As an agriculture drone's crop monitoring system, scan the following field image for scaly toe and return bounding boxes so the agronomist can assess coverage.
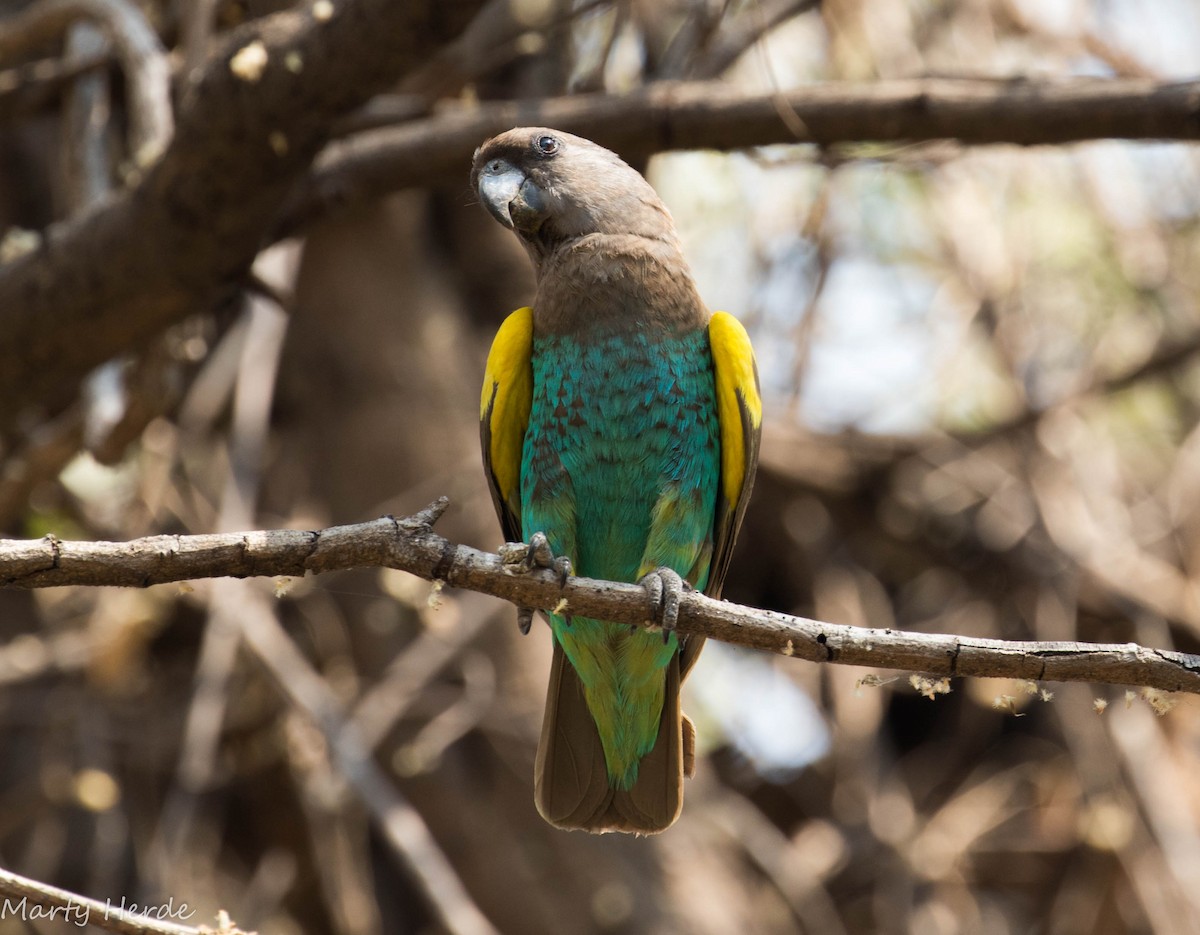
[637,567,686,643]
[500,533,571,634]
[525,532,555,572]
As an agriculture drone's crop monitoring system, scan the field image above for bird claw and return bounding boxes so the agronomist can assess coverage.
[500,533,572,635]
[638,567,688,644]
[516,606,534,635]
[501,532,571,584]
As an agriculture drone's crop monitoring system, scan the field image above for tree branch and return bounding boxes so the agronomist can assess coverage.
[0,58,1192,436]
[281,76,1200,234]
[232,581,499,935]
[0,0,486,431]
[0,0,172,165]
[0,863,241,935]
[688,0,820,79]
[3,499,1198,695]
[0,49,110,122]
[960,326,1200,443]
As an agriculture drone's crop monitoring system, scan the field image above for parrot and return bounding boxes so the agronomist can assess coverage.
[472,128,761,834]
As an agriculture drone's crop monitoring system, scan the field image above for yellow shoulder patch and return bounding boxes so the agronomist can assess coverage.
[709,311,762,507]
[481,307,534,513]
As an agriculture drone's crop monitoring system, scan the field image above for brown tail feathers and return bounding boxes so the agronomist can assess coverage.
[533,641,697,833]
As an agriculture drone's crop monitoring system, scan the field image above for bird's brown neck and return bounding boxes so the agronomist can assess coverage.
[531,233,709,337]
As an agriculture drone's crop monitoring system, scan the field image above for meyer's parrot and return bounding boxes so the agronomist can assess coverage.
[472,128,761,833]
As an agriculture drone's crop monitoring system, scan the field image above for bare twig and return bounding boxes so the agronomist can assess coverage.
[0,863,232,935]
[0,50,110,122]
[0,405,84,531]
[61,21,113,209]
[349,592,505,750]
[234,585,499,935]
[1,500,1197,694]
[1000,0,1160,81]
[689,0,820,78]
[151,289,290,883]
[958,328,1200,443]
[145,271,492,935]
[0,0,172,166]
[399,0,609,99]
[706,795,850,935]
[179,0,220,79]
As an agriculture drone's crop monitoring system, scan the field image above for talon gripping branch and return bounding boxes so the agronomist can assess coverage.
[473,129,761,833]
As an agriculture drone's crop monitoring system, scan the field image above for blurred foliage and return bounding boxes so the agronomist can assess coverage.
[0,0,1199,933]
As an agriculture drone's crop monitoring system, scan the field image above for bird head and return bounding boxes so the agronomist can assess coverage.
[471,128,676,255]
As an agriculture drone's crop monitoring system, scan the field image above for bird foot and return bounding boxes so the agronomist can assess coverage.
[499,532,572,583]
[499,532,572,635]
[638,567,689,644]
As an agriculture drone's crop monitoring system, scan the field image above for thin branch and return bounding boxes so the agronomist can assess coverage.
[179,0,220,79]
[151,293,289,882]
[2,499,1198,695]
[0,0,173,165]
[0,404,83,529]
[959,327,1200,443]
[689,0,820,79]
[0,0,487,431]
[280,76,1200,235]
[0,50,110,122]
[398,0,610,100]
[62,21,114,212]
[349,592,504,751]
[234,583,499,935]
[0,863,237,935]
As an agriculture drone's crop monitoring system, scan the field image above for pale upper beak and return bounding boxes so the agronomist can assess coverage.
[477,158,546,232]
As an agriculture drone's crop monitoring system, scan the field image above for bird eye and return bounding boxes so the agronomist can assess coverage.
[534,134,559,156]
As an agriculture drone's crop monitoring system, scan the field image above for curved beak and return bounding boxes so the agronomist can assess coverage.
[477,158,545,232]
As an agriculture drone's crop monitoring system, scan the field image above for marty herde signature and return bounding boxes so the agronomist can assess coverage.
[1,894,195,927]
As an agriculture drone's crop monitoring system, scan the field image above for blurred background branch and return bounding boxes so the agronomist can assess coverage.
[280,76,1200,235]
[0,0,172,165]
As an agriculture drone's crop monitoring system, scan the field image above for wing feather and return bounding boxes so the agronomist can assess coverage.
[480,307,534,543]
[706,311,763,600]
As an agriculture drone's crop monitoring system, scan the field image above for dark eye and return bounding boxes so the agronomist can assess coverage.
[534,134,559,156]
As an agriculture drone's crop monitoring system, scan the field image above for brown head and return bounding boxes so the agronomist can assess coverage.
[471,128,704,332]
[471,128,681,264]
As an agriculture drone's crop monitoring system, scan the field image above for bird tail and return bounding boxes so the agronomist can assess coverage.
[534,640,695,834]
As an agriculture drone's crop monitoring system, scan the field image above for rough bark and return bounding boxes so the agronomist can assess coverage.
[2,500,1196,694]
